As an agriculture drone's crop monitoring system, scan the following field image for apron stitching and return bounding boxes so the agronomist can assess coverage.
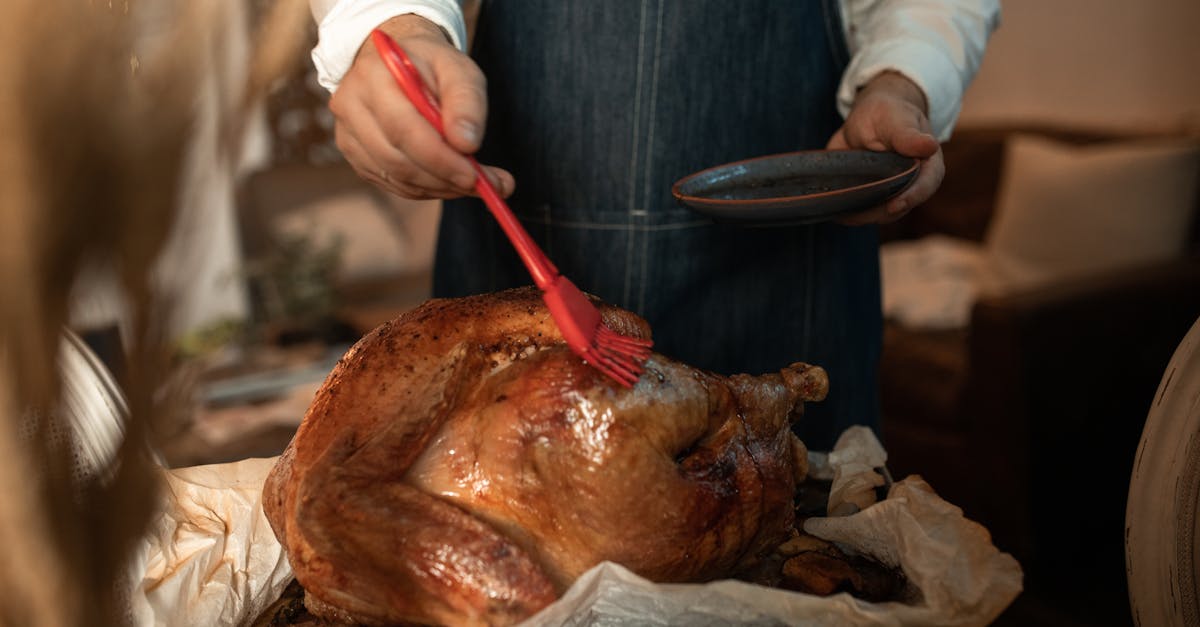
[638,0,666,215]
[626,1,649,214]
[623,0,651,306]
[637,0,665,314]
[515,218,712,232]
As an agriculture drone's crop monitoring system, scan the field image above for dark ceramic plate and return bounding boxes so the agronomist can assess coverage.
[672,150,920,225]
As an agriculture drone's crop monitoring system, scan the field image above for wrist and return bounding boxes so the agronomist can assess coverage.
[377,13,455,46]
[355,14,454,64]
[859,71,928,116]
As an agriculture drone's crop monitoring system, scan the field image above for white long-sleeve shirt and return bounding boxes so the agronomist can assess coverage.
[308,0,999,140]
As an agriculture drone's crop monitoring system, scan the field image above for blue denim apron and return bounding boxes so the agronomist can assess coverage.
[434,0,879,449]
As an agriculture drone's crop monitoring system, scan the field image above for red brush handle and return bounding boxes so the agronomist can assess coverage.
[370,30,558,289]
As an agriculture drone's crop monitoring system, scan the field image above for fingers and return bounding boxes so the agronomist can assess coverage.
[429,53,489,154]
[327,15,514,201]
[839,100,937,158]
[838,205,903,227]
[361,48,487,187]
[831,71,946,226]
[886,148,944,215]
[338,128,444,199]
[888,125,939,159]
[481,166,516,198]
[825,128,848,151]
[357,94,478,193]
[835,148,944,225]
[339,122,515,200]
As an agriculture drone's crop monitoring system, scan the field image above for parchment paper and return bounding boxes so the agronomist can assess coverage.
[128,458,292,627]
[518,427,1023,626]
[128,428,1022,626]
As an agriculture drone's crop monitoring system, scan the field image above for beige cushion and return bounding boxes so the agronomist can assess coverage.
[984,134,1200,290]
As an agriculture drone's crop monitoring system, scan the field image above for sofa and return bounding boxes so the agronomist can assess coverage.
[878,126,1200,625]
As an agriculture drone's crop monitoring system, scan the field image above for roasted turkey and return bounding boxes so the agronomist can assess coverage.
[263,287,828,626]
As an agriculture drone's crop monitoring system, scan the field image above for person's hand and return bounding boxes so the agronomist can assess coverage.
[827,71,943,225]
[329,14,514,200]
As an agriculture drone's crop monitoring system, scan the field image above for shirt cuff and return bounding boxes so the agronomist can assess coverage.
[312,0,466,92]
[837,38,966,142]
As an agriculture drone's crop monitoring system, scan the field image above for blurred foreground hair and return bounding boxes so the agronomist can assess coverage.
[0,1,308,624]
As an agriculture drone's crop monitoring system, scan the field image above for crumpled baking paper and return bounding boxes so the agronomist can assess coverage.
[128,457,292,627]
[517,426,1023,626]
[822,426,890,516]
[129,428,1021,626]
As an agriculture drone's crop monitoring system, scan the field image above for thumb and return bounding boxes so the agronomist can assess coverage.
[889,125,939,159]
[826,127,850,150]
[431,54,488,154]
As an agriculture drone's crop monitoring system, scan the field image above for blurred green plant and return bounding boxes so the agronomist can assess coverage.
[243,227,344,344]
[175,317,247,360]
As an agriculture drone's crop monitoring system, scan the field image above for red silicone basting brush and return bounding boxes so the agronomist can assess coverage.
[370,30,652,387]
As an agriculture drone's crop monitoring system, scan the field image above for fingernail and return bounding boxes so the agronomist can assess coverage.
[453,173,476,190]
[486,174,511,197]
[456,120,479,146]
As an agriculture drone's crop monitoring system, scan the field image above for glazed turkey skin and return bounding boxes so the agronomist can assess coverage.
[263,287,828,626]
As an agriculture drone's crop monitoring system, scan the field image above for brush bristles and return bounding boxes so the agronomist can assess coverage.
[584,324,653,388]
[596,325,653,356]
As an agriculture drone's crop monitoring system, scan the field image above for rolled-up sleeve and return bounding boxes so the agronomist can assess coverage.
[838,0,1000,140]
[309,0,467,92]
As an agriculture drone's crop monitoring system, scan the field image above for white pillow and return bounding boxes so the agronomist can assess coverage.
[984,134,1200,290]
[880,235,992,330]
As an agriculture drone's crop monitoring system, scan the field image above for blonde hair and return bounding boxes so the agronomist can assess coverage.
[0,1,308,624]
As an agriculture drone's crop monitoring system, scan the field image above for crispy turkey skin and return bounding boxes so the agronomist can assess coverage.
[263,287,828,626]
